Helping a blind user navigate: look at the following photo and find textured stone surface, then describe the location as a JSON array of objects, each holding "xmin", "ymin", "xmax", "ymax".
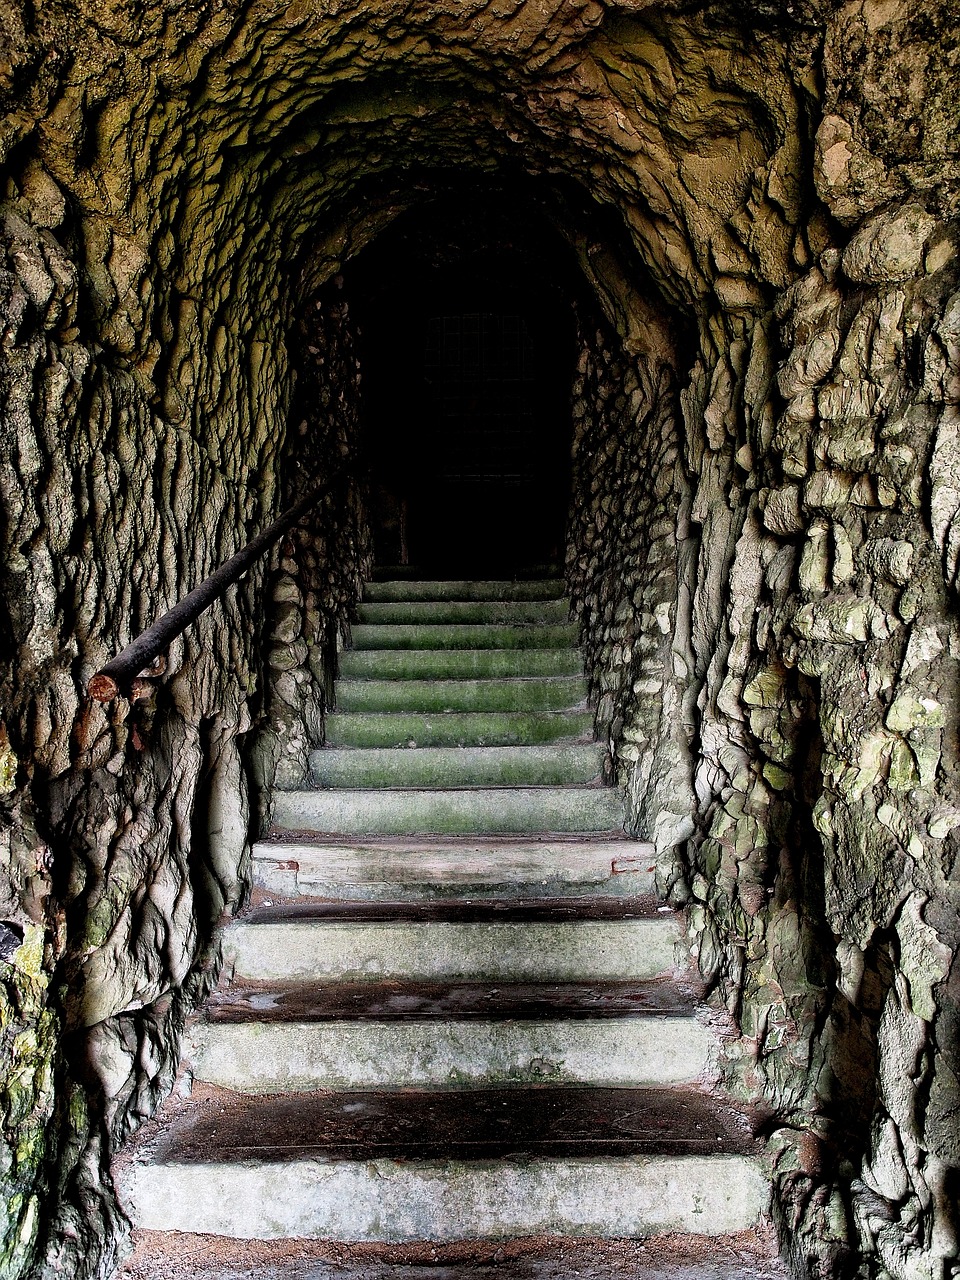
[
  {"xmin": 185, "ymin": 1015, "xmax": 712, "ymax": 1091},
  {"xmin": 123, "ymin": 1153, "xmax": 769, "ymax": 1242},
  {"xmin": 251, "ymin": 835, "xmax": 656, "ymax": 900},
  {"xmin": 222, "ymin": 916, "xmax": 680, "ymax": 984},
  {"xmin": 0, "ymin": 0, "xmax": 958, "ymax": 1277}
]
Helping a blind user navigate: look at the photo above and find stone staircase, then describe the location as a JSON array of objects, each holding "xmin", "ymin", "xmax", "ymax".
[{"xmin": 116, "ymin": 577, "xmax": 776, "ymax": 1275}]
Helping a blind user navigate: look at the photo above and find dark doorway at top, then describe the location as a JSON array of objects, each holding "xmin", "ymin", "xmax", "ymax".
[{"xmin": 348, "ymin": 192, "xmax": 576, "ymax": 576}]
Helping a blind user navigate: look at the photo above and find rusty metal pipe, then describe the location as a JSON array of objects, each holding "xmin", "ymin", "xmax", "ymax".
[{"xmin": 88, "ymin": 480, "xmax": 334, "ymax": 702}]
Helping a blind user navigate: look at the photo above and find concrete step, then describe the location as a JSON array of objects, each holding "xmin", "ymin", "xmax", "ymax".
[
  {"xmin": 253, "ymin": 835, "xmax": 656, "ymax": 900},
  {"xmin": 186, "ymin": 1015, "xmax": 712, "ymax": 1092},
  {"xmin": 357, "ymin": 600, "xmax": 570, "ymax": 626},
  {"xmin": 351, "ymin": 623, "xmax": 578, "ymax": 650},
  {"xmin": 365, "ymin": 579, "xmax": 566, "ymax": 602},
  {"xmin": 325, "ymin": 709, "xmax": 594, "ymax": 748},
  {"xmin": 124, "ymin": 1154, "xmax": 768, "ymax": 1244},
  {"xmin": 272, "ymin": 785, "xmax": 624, "ymax": 836},
  {"xmin": 120, "ymin": 1087, "xmax": 768, "ymax": 1241},
  {"xmin": 339, "ymin": 646, "xmax": 583, "ymax": 680},
  {"xmin": 334, "ymin": 675, "xmax": 587, "ymax": 713},
  {"xmin": 309, "ymin": 744, "xmax": 604, "ymax": 790},
  {"xmin": 223, "ymin": 906, "xmax": 679, "ymax": 983}
]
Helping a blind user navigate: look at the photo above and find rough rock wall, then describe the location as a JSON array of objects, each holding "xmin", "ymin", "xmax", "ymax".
[
  {"xmin": 657, "ymin": 4, "xmax": 960, "ymax": 1274},
  {"xmin": 255, "ymin": 275, "xmax": 372, "ymax": 798},
  {"xmin": 559, "ymin": 10, "xmax": 960, "ymax": 1276},
  {"xmin": 0, "ymin": 174, "xmax": 285, "ymax": 1279},
  {"xmin": 673, "ymin": 217, "xmax": 960, "ymax": 1280},
  {"xmin": 565, "ymin": 272, "xmax": 696, "ymax": 854},
  {"xmin": 0, "ymin": 30, "xmax": 369, "ymax": 1275},
  {"xmin": 0, "ymin": 1, "xmax": 958, "ymax": 1278},
  {"xmin": 769, "ymin": 213, "xmax": 959, "ymax": 1280}
]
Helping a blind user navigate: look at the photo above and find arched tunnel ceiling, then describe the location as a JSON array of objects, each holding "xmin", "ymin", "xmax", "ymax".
[{"xmin": 13, "ymin": 0, "xmax": 815, "ymax": 365}]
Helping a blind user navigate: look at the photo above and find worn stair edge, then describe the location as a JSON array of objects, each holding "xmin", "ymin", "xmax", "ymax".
[
  {"xmin": 339, "ymin": 648, "xmax": 583, "ymax": 679},
  {"xmin": 325, "ymin": 710, "xmax": 595, "ymax": 748},
  {"xmin": 242, "ymin": 899, "xmax": 666, "ymax": 923},
  {"xmin": 121, "ymin": 1154, "xmax": 769, "ymax": 1241},
  {"xmin": 334, "ymin": 676, "xmax": 587, "ymax": 714},
  {"xmin": 365, "ymin": 579, "xmax": 567, "ymax": 601},
  {"xmin": 223, "ymin": 917, "xmax": 680, "ymax": 983},
  {"xmin": 205, "ymin": 977, "xmax": 701, "ymax": 1022},
  {"xmin": 272, "ymin": 786, "xmax": 624, "ymax": 837},
  {"xmin": 308, "ymin": 744, "xmax": 604, "ymax": 790},
  {"xmin": 351, "ymin": 623, "xmax": 579, "ymax": 651},
  {"xmin": 186, "ymin": 1016, "xmax": 713, "ymax": 1093},
  {"xmin": 251, "ymin": 836, "xmax": 656, "ymax": 901}
]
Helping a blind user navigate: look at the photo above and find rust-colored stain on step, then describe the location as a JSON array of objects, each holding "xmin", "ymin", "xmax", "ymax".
[
  {"xmin": 205, "ymin": 978, "xmax": 703, "ymax": 1023},
  {"xmin": 147, "ymin": 1085, "xmax": 762, "ymax": 1163}
]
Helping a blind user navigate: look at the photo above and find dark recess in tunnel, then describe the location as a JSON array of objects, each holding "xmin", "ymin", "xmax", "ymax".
[{"xmin": 345, "ymin": 189, "xmax": 580, "ymax": 576}]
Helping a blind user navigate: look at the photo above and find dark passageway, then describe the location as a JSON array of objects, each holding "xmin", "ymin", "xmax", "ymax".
[{"xmin": 346, "ymin": 194, "xmax": 577, "ymax": 574}]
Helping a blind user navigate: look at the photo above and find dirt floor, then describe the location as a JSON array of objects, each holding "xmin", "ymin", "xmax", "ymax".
[{"xmin": 118, "ymin": 1227, "xmax": 789, "ymax": 1280}]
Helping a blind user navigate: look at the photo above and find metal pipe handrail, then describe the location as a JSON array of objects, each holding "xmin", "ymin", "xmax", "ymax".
[{"xmin": 88, "ymin": 479, "xmax": 334, "ymax": 702}]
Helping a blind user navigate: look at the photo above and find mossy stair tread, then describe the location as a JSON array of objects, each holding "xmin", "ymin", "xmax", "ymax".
[
  {"xmin": 334, "ymin": 676, "xmax": 587, "ymax": 713},
  {"xmin": 325, "ymin": 710, "xmax": 595, "ymax": 747},
  {"xmin": 351, "ymin": 623, "xmax": 579, "ymax": 650},
  {"xmin": 308, "ymin": 743, "xmax": 604, "ymax": 789},
  {"xmin": 338, "ymin": 648, "xmax": 583, "ymax": 679},
  {"xmin": 358, "ymin": 600, "xmax": 571, "ymax": 625},
  {"xmin": 272, "ymin": 785, "xmax": 625, "ymax": 836}
]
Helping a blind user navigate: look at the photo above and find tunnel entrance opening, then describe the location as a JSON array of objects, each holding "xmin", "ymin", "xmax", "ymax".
[{"xmin": 346, "ymin": 193, "xmax": 577, "ymax": 576}]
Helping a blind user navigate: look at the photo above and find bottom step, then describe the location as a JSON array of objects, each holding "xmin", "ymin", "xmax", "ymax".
[
  {"xmin": 124, "ymin": 1154, "xmax": 767, "ymax": 1241},
  {"xmin": 118, "ymin": 1087, "xmax": 768, "ymax": 1243}
]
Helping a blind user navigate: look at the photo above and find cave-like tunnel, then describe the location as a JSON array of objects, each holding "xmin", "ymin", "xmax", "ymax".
[{"xmin": 0, "ymin": 1, "xmax": 958, "ymax": 1279}]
